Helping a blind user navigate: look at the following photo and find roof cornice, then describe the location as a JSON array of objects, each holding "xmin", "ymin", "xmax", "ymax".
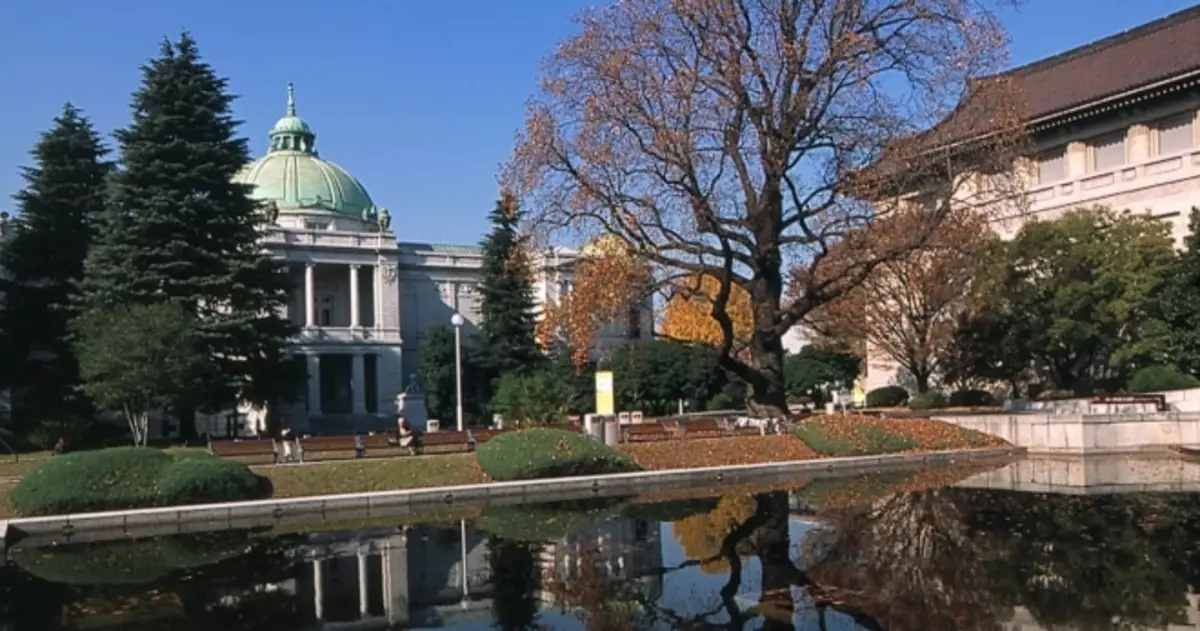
[{"xmin": 1029, "ymin": 70, "xmax": 1200, "ymax": 132}]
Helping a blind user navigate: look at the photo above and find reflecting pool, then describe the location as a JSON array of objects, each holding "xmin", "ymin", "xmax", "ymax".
[{"xmin": 4, "ymin": 460, "xmax": 1200, "ymax": 630}]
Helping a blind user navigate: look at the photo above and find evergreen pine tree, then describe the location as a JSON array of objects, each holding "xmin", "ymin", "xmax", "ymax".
[
  {"xmin": 1158, "ymin": 207, "xmax": 1200, "ymax": 375},
  {"xmin": 0, "ymin": 104, "xmax": 111, "ymax": 422},
  {"xmin": 79, "ymin": 33, "xmax": 296, "ymax": 435},
  {"xmin": 477, "ymin": 192, "xmax": 542, "ymax": 379}
]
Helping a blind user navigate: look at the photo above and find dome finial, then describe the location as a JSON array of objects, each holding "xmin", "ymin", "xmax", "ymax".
[{"xmin": 286, "ymin": 82, "xmax": 296, "ymax": 117}]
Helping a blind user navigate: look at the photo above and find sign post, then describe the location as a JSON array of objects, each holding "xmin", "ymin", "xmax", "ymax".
[{"xmin": 595, "ymin": 370, "xmax": 615, "ymax": 416}]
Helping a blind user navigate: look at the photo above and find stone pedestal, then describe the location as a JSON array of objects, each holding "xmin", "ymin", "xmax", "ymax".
[{"xmin": 395, "ymin": 392, "xmax": 429, "ymax": 430}]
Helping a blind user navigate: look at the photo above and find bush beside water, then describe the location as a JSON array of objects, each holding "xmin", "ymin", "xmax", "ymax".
[
  {"xmin": 474, "ymin": 428, "xmax": 641, "ymax": 481},
  {"xmin": 948, "ymin": 389, "xmax": 997, "ymax": 407},
  {"xmin": 908, "ymin": 391, "xmax": 947, "ymax": 411},
  {"xmin": 10, "ymin": 447, "xmax": 271, "ymax": 516},
  {"xmin": 865, "ymin": 386, "xmax": 909, "ymax": 408},
  {"xmin": 1129, "ymin": 365, "xmax": 1200, "ymax": 393}
]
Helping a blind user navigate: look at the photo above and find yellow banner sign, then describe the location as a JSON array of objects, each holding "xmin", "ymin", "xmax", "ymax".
[{"xmin": 595, "ymin": 370, "xmax": 615, "ymax": 416}]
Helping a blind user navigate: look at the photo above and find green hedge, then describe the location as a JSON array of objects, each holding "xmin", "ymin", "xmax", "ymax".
[
  {"xmin": 791, "ymin": 420, "xmax": 918, "ymax": 457},
  {"xmin": 10, "ymin": 447, "xmax": 271, "ymax": 516},
  {"xmin": 865, "ymin": 386, "xmax": 909, "ymax": 408},
  {"xmin": 948, "ymin": 389, "xmax": 997, "ymax": 407},
  {"xmin": 908, "ymin": 391, "xmax": 947, "ymax": 411},
  {"xmin": 1129, "ymin": 365, "xmax": 1200, "ymax": 393},
  {"xmin": 474, "ymin": 428, "xmax": 641, "ymax": 481}
]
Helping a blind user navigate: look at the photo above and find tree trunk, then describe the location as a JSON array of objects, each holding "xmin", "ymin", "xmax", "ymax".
[
  {"xmin": 755, "ymin": 491, "xmax": 797, "ymax": 631},
  {"xmin": 740, "ymin": 331, "xmax": 790, "ymax": 418}
]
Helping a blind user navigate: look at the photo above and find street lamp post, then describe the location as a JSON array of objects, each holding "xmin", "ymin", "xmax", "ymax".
[{"xmin": 451, "ymin": 313, "xmax": 465, "ymax": 432}]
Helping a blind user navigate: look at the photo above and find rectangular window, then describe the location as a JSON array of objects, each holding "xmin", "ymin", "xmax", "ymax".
[
  {"xmin": 1090, "ymin": 131, "xmax": 1126, "ymax": 172},
  {"xmin": 1156, "ymin": 112, "xmax": 1195, "ymax": 155},
  {"xmin": 305, "ymin": 221, "xmax": 329, "ymax": 231},
  {"xmin": 1037, "ymin": 148, "xmax": 1066, "ymax": 184}
]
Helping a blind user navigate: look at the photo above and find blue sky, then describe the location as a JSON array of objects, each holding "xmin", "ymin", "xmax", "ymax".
[{"xmin": 1, "ymin": 0, "xmax": 1197, "ymax": 246}]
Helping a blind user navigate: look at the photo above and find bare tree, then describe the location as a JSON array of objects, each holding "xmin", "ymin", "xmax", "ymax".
[{"xmin": 507, "ymin": 0, "xmax": 1026, "ymax": 415}]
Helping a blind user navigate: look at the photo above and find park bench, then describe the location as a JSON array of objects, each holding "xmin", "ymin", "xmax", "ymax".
[
  {"xmin": 675, "ymin": 418, "xmax": 736, "ymax": 439},
  {"xmin": 621, "ymin": 423, "xmax": 673, "ymax": 443},
  {"xmin": 296, "ymin": 435, "xmax": 362, "ymax": 462},
  {"xmin": 469, "ymin": 428, "xmax": 506, "ymax": 445},
  {"xmin": 207, "ymin": 437, "xmax": 280, "ymax": 463},
  {"xmin": 420, "ymin": 430, "xmax": 477, "ymax": 453}
]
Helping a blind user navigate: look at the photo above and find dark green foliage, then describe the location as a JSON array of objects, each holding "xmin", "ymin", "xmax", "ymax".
[
  {"xmin": 549, "ymin": 344, "xmax": 596, "ymax": 413},
  {"xmin": 474, "ymin": 428, "xmax": 641, "ymax": 481},
  {"xmin": 492, "ymin": 370, "xmax": 571, "ymax": 426},
  {"xmin": 10, "ymin": 531, "xmax": 256, "ymax": 585},
  {"xmin": 947, "ymin": 389, "xmax": 997, "ymax": 407},
  {"xmin": 476, "ymin": 499, "xmax": 626, "ymax": 542},
  {"xmin": 791, "ymin": 422, "xmax": 918, "ymax": 456},
  {"xmin": 865, "ymin": 386, "xmax": 909, "ymax": 408},
  {"xmin": 488, "ymin": 536, "xmax": 543, "ymax": 630},
  {"xmin": 1158, "ymin": 208, "xmax": 1200, "ymax": 375},
  {"xmin": 611, "ymin": 340, "xmax": 722, "ymax": 415},
  {"xmin": 1128, "ymin": 365, "xmax": 1200, "ymax": 393},
  {"xmin": 621, "ymin": 498, "xmax": 720, "ymax": 522},
  {"xmin": 943, "ymin": 307, "xmax": 1033, "ymax": 397},
  {"xmin": 908, "ymin": 391, "xmax": 947, "ymax": 411},
  {"xmin": 784, "ymin": 345, "xmax": 861, "ymax": 404},
  {"xmin": 966, "ymin": 208, "xmax": 1174, "ymax": 394},
  {"xmin": 418, "ymin": 326, "xmax": 460, "ymax": 423},
  {"xmin": 72, "ymin": 301, "xmax": 214, "ymax": 445},
  {"xmin": 0, "ymin": 104, "xmax": 111, "ymax": 422},
  {"xmin": 10, "ymin": 447, "xmax": 269, "ymax": 516},
  {"xmin": 477, "ymin": 195, "xmax": 543, "ymax": 381},
  {"xmin": 78, "ymin": 33, "xmax": 296, "ymax": 433}
]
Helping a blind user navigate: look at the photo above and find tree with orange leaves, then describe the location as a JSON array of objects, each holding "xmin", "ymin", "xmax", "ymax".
[
  {"xmin": 803, "ymin": 208, "xmax": 992, "ymax": 392},
  {"xmin": 660, "ymin": 274, "xmax": 754, "ymax": 347},
  {"xmin": 507, "ymin": 0, "xmax": 1027, "ymax": 416}
]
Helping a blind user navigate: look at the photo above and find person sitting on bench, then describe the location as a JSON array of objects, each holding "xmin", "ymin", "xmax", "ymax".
[{"xmin": 396, "ymin": 416, "xmax": 420, "ymax": 455}]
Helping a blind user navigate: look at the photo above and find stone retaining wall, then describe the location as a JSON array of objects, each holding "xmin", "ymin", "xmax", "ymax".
[
  {"xmin": 933, "ymin": 412, "xmax": 1200, "ymax": 453},
  {"xmin": 0, "ymin": 446, "xmax": 1022, "ymax": 547}
]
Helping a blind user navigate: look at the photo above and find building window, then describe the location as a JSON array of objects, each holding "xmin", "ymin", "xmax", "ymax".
[
  {"xmin": 1037, "ymin": 148, "xmax": 1066, "ymax": 184},
  {"xmin": 305, "ymin": 221, "xmax": 329, "ymax": 231},
  {"xmin": 1155, "ymin": 112, "xmax": 1195, "ymax": 155},
  {"xmin": 1089, "ymin": 131, "xmax": 1126, "ymax": 172}
]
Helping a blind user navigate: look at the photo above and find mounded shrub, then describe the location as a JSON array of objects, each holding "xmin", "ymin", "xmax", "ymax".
[
  {"xmin": 474, "ymin": 428, "xmax": 642, "ymax": 481},
  {"xmin": 1129, "ymin": 365, "xmax": 1200, "ymax": 393},
  {"xmin": 865, "ymin": 386, "xmax": 909, "ymax": 408},
  {"xmin": 948, "ymin": 389, "xmax": 997, "ymax": 408},
  {"xmin": 792, "ymin": 419, "xmax": 917, "ymax": 456},
  {"xmin": 908, "ymin": 391, "xmax": 947, "ymax": 411},
  {"xmin": 10, "ymin": 447, "xmax": 271, "ymax": 516}
]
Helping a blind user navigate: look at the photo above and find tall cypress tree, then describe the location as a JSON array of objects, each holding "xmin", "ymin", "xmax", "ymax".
[
  {"xmin": 79, "ymin": 33, "xmax": 296, "ymax": 436},
  {"xmin": 477, "ymin": 192, "xmax": 542, "ymax": 379},
  {"xmin": 0, "ymin": 104, "xmax": 111, "ymax": 422}
]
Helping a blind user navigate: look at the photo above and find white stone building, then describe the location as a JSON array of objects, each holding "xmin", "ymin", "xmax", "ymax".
[
  {"xmin": 863, "ymin": 6, "xmax": 1200, "ymax": 392},
  {"xmin": 223, "ymin": 85, "xmax": 651, "ymax": 434}
]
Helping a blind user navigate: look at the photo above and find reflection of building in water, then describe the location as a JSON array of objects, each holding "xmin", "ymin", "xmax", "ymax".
[
  {"xmin": 243, "ymin": 515, "xmax": 662, "ymax": 629},
  {"xmin": 538, "ymin": 517, "xmax": 664, "ymax": 607}
]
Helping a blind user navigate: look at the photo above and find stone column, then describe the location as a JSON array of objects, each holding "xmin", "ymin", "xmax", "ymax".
[
  {"xmin": 313, "ymin": 558, "xmax": 325, "ymax": 621},
  {"xmin": 307, "ymin": 354, "xmax": 321, "ymax": 415},
  {"xmin": 358, "ymin": 549, "xmax": 370, "ymax": 617},
  {"xmin": 352, "ymin": 352, "xmax": 366, "ymax": 415},
  {"xmin": 350, "ymin": 264, "xmax": 361, "ymax": 328},
  {"xmin": 305, "ymin": 262, "xmax": 316, "ymax": 328}
]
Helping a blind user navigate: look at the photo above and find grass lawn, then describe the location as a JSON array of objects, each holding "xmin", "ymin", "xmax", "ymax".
[
  {"xmin": 259, "ymin": 453, "xmax": 488, "ymax": 498},
  {"xmin": 792, "ymin": 415, "xmax": 1005, "ymax": 457}
]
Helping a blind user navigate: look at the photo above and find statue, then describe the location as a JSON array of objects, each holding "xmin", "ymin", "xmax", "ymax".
[
  {"xmin": 405, "ymin": 373, "xmax": 422, "ymax": 396},
  {"xmin": 378, "ymin": 208, "xmax": 391, "ymax": 233},
  {"xmin": 395, "ymin": 374, "xmax": 429, "ymax": 427},
  {"xmin": 263, "ymin": 201, "xmax": 279, "ymax": 225}
]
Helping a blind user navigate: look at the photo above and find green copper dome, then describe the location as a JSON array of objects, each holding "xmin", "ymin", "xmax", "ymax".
[{"xmin": 235, "ymin": 84, "xmax": 375, "ymax": 218}]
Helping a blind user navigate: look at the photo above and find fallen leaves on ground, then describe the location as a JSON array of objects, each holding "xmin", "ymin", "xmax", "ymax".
[
  {"xmin": 793, "ymin": 415, "xmax": 1005, "ymax": 457},
  {"xmin": 800, "ymin": 462, "xmax": 1010, "ymax": 511},
  {"xmin": 618, "ymin": 435, "xmax": 820, "ymax": 470}
]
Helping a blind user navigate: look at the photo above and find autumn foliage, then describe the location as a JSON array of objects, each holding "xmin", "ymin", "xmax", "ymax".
[
  {"xmin": 660, "ymin": 274, "xmax": 753, "ymax": 347},
  {"xmin": 507, "ymin": 0, "xmax": 1027, "ymax": 415},
  {"xmin": 671, "ymin": 494, "xmax": 758, "ymax": 574},
  {"xmin": 802, "ymin": 208, "xmax": 992, "ymax": 392}
]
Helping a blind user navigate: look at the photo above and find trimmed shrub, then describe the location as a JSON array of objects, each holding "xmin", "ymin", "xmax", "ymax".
[
  {"xmin": 1129, "ymin": 365, "xmax": 1200, "ymax": 393},
  {"xmin": 792, "ymin": 420, "xmax": 917, "ymax": 456},
  {"xmin": 865, "ymin": 386, "xmax": 909, "ymax": 408},
  {"xmin": 948, "ymin": 389, "xmax": 997, "ymax": 407},
  {"xmin": 908, "ymin": 391, "xmax": 947, "ymax": 411},
  {"xmin": 475, "ymin": 428, "xmax": 641, "ymax": 481},
  {"xmin": 10, "ymin": 447, "xmax": 271, "ymax": 516}
]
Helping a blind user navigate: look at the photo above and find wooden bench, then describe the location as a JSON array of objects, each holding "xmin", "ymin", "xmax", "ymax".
[
  {"xmin": 208, "ymin": 438, "xmax": 280, "ymax": 463},
  {"xmin": 420, "ymin": 430, "xmax": 477, "ymax": 453},
  {"xmin": 469, "ymin": 429, "xmax": 506, "ymax": 445},
  {"xmin": 675, "ymin": 418, "xmax": 735, "ymax": 439},
  {"xmin": 621, "ymin": 423, "xmax": 673, "ymax": 443},
  {"xmin": 296, "ymin": 435, "xmax": 361, "ymax": 462}
]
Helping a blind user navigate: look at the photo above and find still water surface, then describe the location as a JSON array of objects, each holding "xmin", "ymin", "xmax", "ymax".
[{"xmin": 3, "ymin": 463, "xmax": 1200, "ymax": 630}]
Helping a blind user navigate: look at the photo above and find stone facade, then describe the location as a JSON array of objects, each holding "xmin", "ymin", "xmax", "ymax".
[{"xmin": 863, "ymin": 8, "xmax": 1200, "ymax": 393}]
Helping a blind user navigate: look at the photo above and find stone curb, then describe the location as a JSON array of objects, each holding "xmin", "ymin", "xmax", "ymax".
[{"xmin": 0, "ymin": 446, "xmax": 1023, "ymax": 545}]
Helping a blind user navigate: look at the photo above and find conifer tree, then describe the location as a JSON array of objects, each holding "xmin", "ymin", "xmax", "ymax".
[
  {"xmin": 79, "ymin": 33, "xmax": 296, "ymax": 435},
  {"xmin": 0, "ymin": 104, "xmax": 110, "ymax": 422},
  {"xmin": 477, "ymin": 192, "xmax": 542, "ymax": 379},
  {"xmin": 1158, "ymin": 207, "xmax": 1200, "ymax": 375}
]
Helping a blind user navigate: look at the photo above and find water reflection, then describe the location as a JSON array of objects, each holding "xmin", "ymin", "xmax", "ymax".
[{"xmin": 4, "ymin": 464, "xmax": 1200, "ymax": 630}]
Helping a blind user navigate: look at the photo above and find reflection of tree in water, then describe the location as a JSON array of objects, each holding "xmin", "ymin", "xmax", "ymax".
[
  {"xmin": 489, "ymin": 535, "xmax": 543, "ymax": 631},
  {"xmin": 544, "ymin": 546, "xmax": 644, "ymax": 631},
  {"xmin": 956, "ymin": 489, "xmax": 1200, "ymax": 631},
  {"xmin": 672, "ymin": 494, "xmax": 758, "ymax": 574}
]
